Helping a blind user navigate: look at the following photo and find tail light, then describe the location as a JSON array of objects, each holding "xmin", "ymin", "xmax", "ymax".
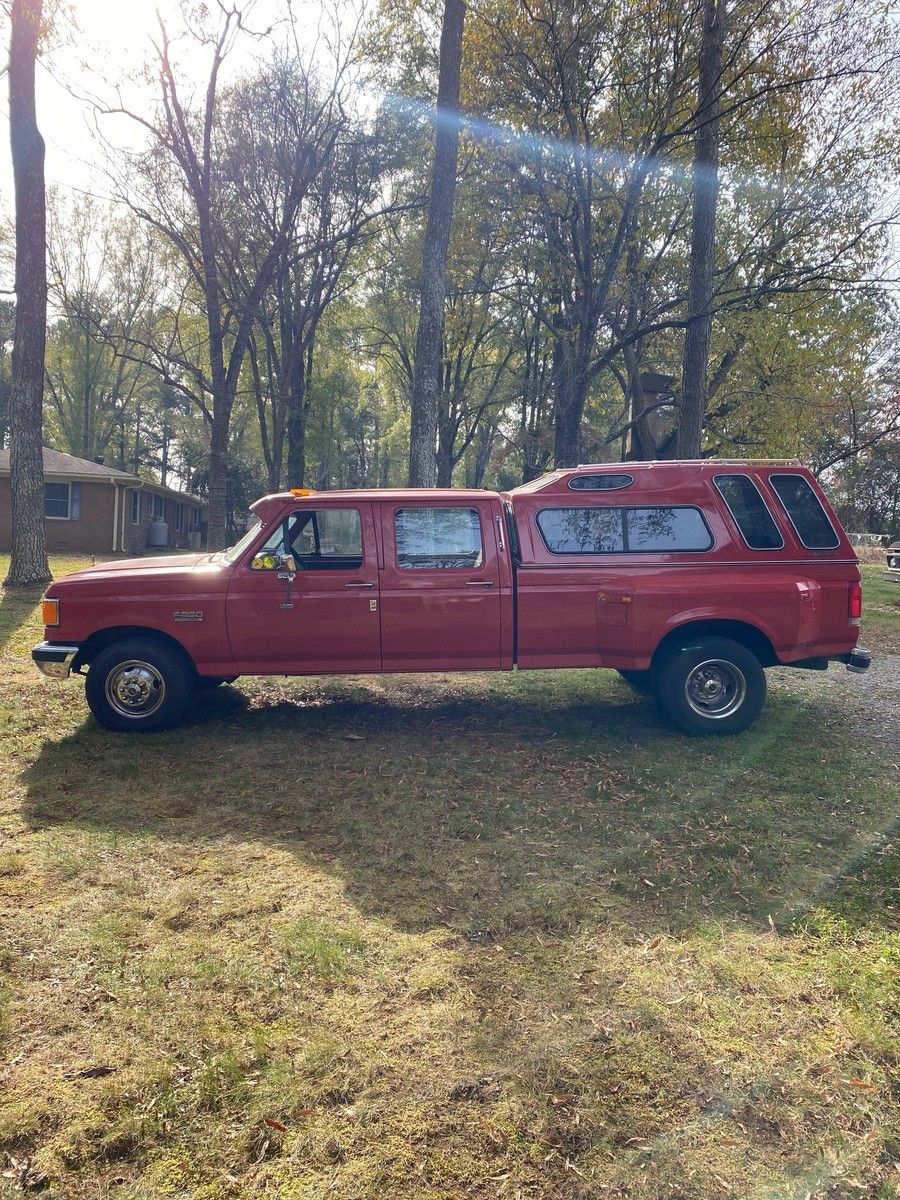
[
  {"xmin": 42, "ymin": 597, "xmax": 60, "ymax": 627},
  {"xmin": 848, "ymin": 581, "xmax": 862, "ymax": 624}
]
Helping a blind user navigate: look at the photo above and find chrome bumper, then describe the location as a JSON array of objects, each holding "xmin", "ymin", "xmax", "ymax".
[{"xmin": 32, "ymin": 642, "xmax": 80, "ymax": 680}]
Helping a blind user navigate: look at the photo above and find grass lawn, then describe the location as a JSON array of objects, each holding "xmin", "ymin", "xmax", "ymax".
[
  {"xmin": 859, "ymin": 563, "xmax": 900, "ymax": 653},
  {"xmin": 0, "ymin": 554, "xmax": 898, "ymax": 1200}
]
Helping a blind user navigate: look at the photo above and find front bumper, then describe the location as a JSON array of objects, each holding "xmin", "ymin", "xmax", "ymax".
[{"xmin": 33, "ymin": 642, "xmax": 81, "ymax": 680}]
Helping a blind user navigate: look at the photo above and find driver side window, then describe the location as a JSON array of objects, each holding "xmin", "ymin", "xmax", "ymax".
[{"xmin": 257, "ymin": 508, "xmax": 364, "ymax": 571}]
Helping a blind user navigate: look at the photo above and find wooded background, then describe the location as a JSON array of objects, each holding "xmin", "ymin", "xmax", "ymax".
[{"xmin": 3, "ymin": 0, "xmax": 900, "ymax": 551}]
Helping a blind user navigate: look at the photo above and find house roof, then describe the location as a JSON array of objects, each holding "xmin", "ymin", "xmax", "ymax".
[
  {"xmin": 139, "ymin": 480, "xmax": 207, "ymax": 506},
  {"xmin": 0, "ymin": 447, "xmax": 205, "ymax": 505},
  {"xmin": 0, "ymin": 446, "xmax": 139, "ymax": 483}
]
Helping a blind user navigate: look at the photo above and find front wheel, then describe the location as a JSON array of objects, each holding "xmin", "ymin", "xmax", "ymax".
[
  {"xmin": 85, "ymin": 638, "xmax": 193, "ymax": 732},
  {"xmin": 655, "ymin": 636, "xmax": 766, "ymax": 736}
]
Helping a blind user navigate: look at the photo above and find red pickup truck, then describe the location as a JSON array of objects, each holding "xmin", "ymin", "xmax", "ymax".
[{"xmin": 33, "ymin": 460, "xmax": 870, "ymax": 735}]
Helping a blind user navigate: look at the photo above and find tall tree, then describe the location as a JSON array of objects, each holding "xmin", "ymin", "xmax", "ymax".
[
  {"xmin": 407, "ymin": 0, "xmax": 465, "ymax": 487},
  {"xmin": 677, "ymin": 0, "xmax": 725, "ymax": 458},
  {"xmin": 5, "ymin": 0, "xmax": 49, "ymax": 586}
]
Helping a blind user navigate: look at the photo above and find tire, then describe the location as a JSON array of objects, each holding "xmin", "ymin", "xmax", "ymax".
[
  {"xmin": 655, "ymin": 636, "xmax": 766, "ymax": 736},
  {"xmin": 616, "ymin": 668, "xmax": 654, "ymax": 693},
  {"xmin": 85, "ymin": 637, "xmax": 193, "ymax": 732}
]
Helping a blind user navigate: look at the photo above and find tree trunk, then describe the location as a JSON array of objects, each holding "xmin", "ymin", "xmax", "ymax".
[
  {"xmin": 552, "ymin": 338, "xmax": 588, "ymax": 467},
  {"xmin": 5, "ymin": 0, "xmax": 50, "ymax": 587},
  {"xmin": 207, "ymin": 413, "xmax": 229, "ymax": 551},
  {"xmin": 286, "ymin": 345, "xmax": 311, "ymax": 488},
  {"xmin": 435, "ymin": 436, "xmax": 454, "ymax": 487},
  {"xmin": 677, "ymin": 0, "xmax": 726, "ymax": 459},
  {"xmin": 408, "ymin": 0, "xmax": 465, "ymax": 487}
]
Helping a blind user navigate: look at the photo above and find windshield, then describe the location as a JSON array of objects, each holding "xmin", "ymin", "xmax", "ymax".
[{"xmin": 222, "ymin": 519, "xmax": 262, "ymax": 564}]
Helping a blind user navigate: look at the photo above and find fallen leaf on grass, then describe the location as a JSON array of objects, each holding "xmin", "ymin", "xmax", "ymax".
[
  {"xmin": 63, "ymin": 1064, "xmax": 117, "ymax": 1080},
  {"xmin": 263, "ymin": 1117, "xmax": 288, "ymax": 1132},
  {"xmin": 2, "ymin": 1155, "xmax": 48, "ymax": 1191},
  {"xmin": 846, "ymin": 1080, "xmax": 879, "ymax": 1093}
]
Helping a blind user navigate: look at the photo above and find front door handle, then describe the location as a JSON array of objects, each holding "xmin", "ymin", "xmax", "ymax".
[
  {"xmin": 345, "ymin": 581, "xmax": 375, "ymax": 590},
  {"xmin": 466, "ymin": 580, "xmax": 495, "ymax": 588}
]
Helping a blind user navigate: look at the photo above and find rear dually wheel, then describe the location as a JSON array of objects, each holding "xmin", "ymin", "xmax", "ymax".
[{"xmin": 654, "ymin": 636, "xmax": 766, "ymax": 736}]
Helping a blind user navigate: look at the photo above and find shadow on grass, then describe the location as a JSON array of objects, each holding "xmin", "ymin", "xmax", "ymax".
[{"xmin": 18, "ymin": 673, "xmax": 897, "ymax": 941}]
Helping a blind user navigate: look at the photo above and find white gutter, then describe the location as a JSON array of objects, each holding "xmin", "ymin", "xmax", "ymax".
[{"xmin": 111, "ymin": 478, "xmax": 119, "ymax": 553}]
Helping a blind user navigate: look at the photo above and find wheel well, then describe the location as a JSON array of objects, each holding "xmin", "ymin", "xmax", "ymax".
[
  {"xmin": 73, "ymin": 626, "xmax": 195, "ymax": 672},
  {"xmin": 651, "ymin": 619, "xmax": 777, "ymax": 669}
]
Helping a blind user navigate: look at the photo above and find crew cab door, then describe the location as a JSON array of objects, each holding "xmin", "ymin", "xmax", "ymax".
[
  {"xmin": 379, "ymin": 500, "xmax": 504, "ymax": 670},
  {"xmin": 225, "ymin": 502, "xmax": 380, "ymax": 673}
]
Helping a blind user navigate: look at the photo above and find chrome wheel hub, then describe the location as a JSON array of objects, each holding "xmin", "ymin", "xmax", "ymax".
[
  {"xmin": 684, "ymin": 659, "xmax": 746, "ymax": 719},
  {"xmin": 105, "ymin": 660, "xmax": 166, "ymax": 719}
]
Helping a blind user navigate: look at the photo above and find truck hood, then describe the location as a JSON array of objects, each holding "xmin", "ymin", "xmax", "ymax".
[{"xmin": 53, "ymin": 553, "xmax": 226, "ymax": 588}]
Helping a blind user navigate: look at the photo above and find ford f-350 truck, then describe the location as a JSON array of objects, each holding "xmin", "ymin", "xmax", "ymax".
[{"xmin": 33, "ymin": 460, "xmax": 870, "ymax": 735}]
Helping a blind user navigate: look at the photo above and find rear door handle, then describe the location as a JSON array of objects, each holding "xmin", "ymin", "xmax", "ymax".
[
  {"xmin": 345, "ymin": 581, "xmax": 375, "ymax": 589},
  {"xmin": 466, "ymin": 580, "xmax": 495, "ymax": 588}
]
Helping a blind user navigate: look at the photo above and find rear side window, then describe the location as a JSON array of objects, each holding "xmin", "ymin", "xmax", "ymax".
[
  {"xmin": 537, "ymin": 506, "xmax": 712, "ymax": 554},
  {"xmin": 713, "ymin": 474, "xmax": 784, "ymax": 550},
  {"xmin": 769, "ymin": 474, "xmax": 840, "ymax": 549},
  {"xmin": 395, "ymin": 507, "xmax": 483, "ymax": 568}
]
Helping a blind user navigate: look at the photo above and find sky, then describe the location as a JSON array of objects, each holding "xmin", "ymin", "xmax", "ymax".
[
  {"xmin": 2, "ymin": 0, "xmax": 163, "ymax": 207},
  {"xmin": 0, "ymin": 0, "xmax": 332, "ymax": 218}
]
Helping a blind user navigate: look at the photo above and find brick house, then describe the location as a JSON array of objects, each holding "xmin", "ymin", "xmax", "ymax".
[{"xmin": 0, "ymin": 447, "xmax": 206, "ymax": 554}]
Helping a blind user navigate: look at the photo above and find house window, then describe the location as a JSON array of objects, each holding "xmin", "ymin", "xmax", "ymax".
[
  {"xmin": 152, "ymin": 493, "xmax": 164, "ymax": 519},
  {"xmin": 175, "ymin": 502, "xmax": 186, "ymax": 533},
  {"xmin": 129, "ymin": 490, "xmax": 141, "ymax": 525},
  {"xmin": 44, "ymin": 481, "xmax": 82, "ymax": 521}
]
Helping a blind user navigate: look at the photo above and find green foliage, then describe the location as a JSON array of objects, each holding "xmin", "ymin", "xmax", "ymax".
[{"xmin": 35, "ymin": 0, "xmax": 900, "ymax": 503}]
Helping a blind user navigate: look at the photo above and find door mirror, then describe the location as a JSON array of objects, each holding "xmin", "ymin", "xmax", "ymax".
[{"xmin": 278, "ymin": 554, "xmax": 297, "ymax": 575}]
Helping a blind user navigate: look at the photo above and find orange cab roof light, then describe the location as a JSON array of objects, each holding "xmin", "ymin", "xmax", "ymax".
[{"xmin": 290, "ymin": 488, "xmax": 315, "ymax": 496}]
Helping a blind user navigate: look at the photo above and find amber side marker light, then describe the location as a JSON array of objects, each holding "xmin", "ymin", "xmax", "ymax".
[{"xmin": 42, "ymin": 598, "xmax": 60, "ymax": 627}]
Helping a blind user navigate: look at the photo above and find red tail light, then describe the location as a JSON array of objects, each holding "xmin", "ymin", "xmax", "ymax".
[{"xmin": 849, "ymin": 581, "xmax": 862, "ymax": 623}]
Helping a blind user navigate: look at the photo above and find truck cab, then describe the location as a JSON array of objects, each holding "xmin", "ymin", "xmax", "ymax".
[{"xmin": 33, "ymin": 460, "xmax": 869, "ymax": 736}]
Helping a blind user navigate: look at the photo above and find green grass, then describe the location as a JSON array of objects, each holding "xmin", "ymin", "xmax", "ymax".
[
  {"xmin": 0, "ymin": 554, "xmax": 898, "ymax": 1199},
  {"xmin": 861, "ymin": 562, "xmax": 900, "ymax": 652}
]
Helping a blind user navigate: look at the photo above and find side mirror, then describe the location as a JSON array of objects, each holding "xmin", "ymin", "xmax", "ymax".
[{"xmin": 278, "ymin": 554, "xmax": 297, "ymax": 576}]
